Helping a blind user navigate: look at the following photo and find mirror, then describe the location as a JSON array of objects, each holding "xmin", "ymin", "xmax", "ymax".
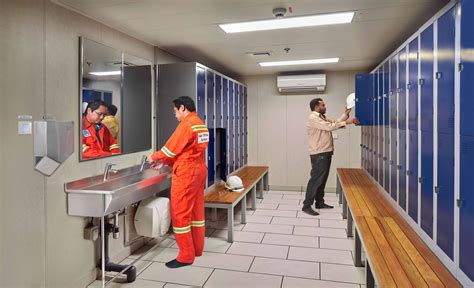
[{"xmin": 79, "ymin": 37, "xmax": 152, "ymax": 161}]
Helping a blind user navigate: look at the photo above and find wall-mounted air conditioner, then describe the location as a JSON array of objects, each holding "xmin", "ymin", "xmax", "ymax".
[{"xmin": 277, "ymin": 74, "xmax": 326, "ymax": 93}]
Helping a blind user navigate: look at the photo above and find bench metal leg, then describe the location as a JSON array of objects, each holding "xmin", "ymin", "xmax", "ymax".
[
  {"xmin": 337, "ymin": 176, "xmax": 342, "ymax": 205},
  {"xmin": 263, "ymin": 173, "xmax": 269, "ymax": 191},
  {"xmin": 250, "ymin": 187, "xmax": 257, "ymax": 210},
  {"xmin": 347, "ymin": 208, "xmax": 353, "ymax": 238},
  {"xmin": 212, "ymin": 208, "xmax": 218, "ymax": 222},
  {"xmin": 366, "ymin": 261, "xmax": 375, "ymax": 288},
  {"xmin": 227, "ymin": 207, "xmax": 234, "ymax": 243},
  {"xmin": 257, "ymin": 180, "xmax": 264, "ymax": 199},
  {"xmin": 241, "ymin": 195, "xmax": 247, "ymax": 224},
  {"xmin": 342, "ymin": 193, "xmax": 348, "ymax": 220},
  {"xmin": 355, "ymin": 229, "xmax": 363, "ymax": 267}
]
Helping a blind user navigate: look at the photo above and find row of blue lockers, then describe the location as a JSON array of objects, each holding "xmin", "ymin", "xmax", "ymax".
[
  {"xmin": 157, "ymin": 62, "xmax": 248, "ymax": 188},
  {"xmin": 195, "ymin": 66, "xmax": 248, "ymax": 187},
  {"xmin": 354, "ymin": 0, "xmax": 474, "ymax": 282}
]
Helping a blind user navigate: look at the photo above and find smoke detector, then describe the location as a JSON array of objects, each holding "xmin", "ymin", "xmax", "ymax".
[{"xmin": 272, "ymin": 7, "xmax": 287, "ymax": 18}]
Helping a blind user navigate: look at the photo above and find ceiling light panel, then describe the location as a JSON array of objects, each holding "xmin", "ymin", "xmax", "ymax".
[
  {"xmin": 89, "ymin": 71, "xmax": 121, "ymax": 76},
  {"xmin": 219, "ymin": 12, "xmax": 354, "ymax": 33},
  {"xmin": 259, "ymin": 58, "xmax": 340, "ymax": 67}
]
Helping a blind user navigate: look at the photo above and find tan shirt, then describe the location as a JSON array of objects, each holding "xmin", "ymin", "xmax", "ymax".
[{"xmin": 307, "ymin": 111, "xmax": 348, "ymax": 155}]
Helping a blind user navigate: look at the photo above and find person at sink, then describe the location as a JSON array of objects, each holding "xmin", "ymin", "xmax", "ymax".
[
  {"xmin": 82, "ymin": 100, "xmax": 120, "ymax": 159},
  {"xmin": 148, "ymin": 96, "xmax": 209, "ymax": 269}
]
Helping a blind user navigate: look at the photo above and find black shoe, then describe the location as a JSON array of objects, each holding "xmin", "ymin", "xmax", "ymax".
[
  {"xmin": 165, "ymin": 259, "xmax": 192, "ymax": 269},
  {"xmin": 315, "ymin": 203, "xmax": 334, "ymax": 209},
  {"xmin": 302, "ymin": 207, "xmax": 320, "ymax": 216}
]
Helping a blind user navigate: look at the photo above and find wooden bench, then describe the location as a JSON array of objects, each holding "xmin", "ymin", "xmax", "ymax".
[
  {"xmin": 336, "ymin": 168, "xmax": 460, "ymax": 288},
  {"xmin": 204, "ymin": 166, "xmax": 269, "ymax": 242}
]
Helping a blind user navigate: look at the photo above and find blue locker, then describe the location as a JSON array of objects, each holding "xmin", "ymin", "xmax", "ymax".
[
  {"xmin": 206, "ymin": 71, "xmax": 215, "ymax": 186},
  {"xmin": 408, "ymin": 130, "xmax": 418, "ymax": 222},
  {"xmin": 384, "ymin": 63, "xmax": 390, "ymax": 193},
  {"xmin": 239, "ymin": 86, "xmax": 244, "ymax": 166},
  {"xmin": 372, "ymin": 72, "xmax": 378, "ymax": 179},
  {"xmin": 390, "ymin": 56, "xmax": 398, "ymax": 201},
  {"xmin": 228, "ymin": 82, "xmax": 235, "ymax": 172},
  {"xmin": 223, "ymin": 79, "xmax": 228, "ymax": 129},
  {"xmin": 461, "ymin": 0, "xmax": 474, "ymax": 137},
  {"xmin": 235, "ymin": 84, "xmax": 240, "ymax": 168},
  {"xmin": 420, "ymin": 25, "xmax": 434, "ymax": 133},
  {"xmin": 103, "ymin": 92, "xmax": 112, "ymax": 105},
  {"xmin": 437, "ymin": 133, "xmax": 454, "ymax": 259},
  {"xmin": 244, "ymin": 87, "xmax": 248, "ymax": 164},
  {"xmin": 408, "ymin": 38, "xmax": 419, "ymax": 222},
  {"xmin": 196, "ymin": 68, "xmax": 206, "ymax": 121},
  {"xmin": 408, "ymin": 38, "xmax": 419, "ymax": 132},
  {"xmin": 82, "ymin": 89, "xmax": 102, "ymax": 103},
  {"xmin": 378, "ymin": 68, "xmax": 384, "ymax": 186},
  {"xmin": 398, "ymin": 49, "xmax": 407, "ymax": 210},
  {"xmin": 355, "ymin": 74, "xmax": 374, "ymax": 125},
  {"xmin": 215, "ymin": 75, "xmax": 222, "ymax": 128},
  {"xmin": 420, "ymin": 131, "xmax": 434, "ymax": 238},
  {"xmin": 437, "ymin": 8, "xmax": 456, "ymax": 135},
  {"xmin": 460, "ymin": 135, "xmax": 474, "ymax": 280}
]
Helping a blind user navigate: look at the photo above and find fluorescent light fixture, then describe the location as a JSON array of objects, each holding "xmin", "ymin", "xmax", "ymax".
[
  {"xmin": 259, "ymin": 58, "xmax": 339, "ymax": 67},
  {"xmin": 219, "ymin": 11, "xmax": 354, "ymax": 33},
  {"xmin": 89, "ymin": 71, "xmax": 121, "ymax": 76}
]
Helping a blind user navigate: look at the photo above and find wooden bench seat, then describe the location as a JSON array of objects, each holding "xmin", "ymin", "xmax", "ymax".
[
  {"xmin": 204, "ymin": 166, "xmax": 269, "ymax": 242},
  {"xmin": 336, "ymin": 168, "xmax": 460, "ymax": 288}
]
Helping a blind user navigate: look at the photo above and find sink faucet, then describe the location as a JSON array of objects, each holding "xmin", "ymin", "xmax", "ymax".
[
  {"xmin": 103, "ymin": 163, "xmax": 118, "ymax": 181},
  {"xmin": 140, "ymin": 155, "xmax": 148, "ymax": 172}
]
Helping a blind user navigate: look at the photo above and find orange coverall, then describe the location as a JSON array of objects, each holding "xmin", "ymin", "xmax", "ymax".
[
  {"xmin": 151, "ymin": 112, "xmax": 209, "ymax": 263},
  {"xmin": 82, "ymin": 117, "xmax": 120, "ymax": 159}
]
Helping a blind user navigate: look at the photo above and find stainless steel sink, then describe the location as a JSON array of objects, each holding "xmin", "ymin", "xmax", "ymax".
[{"xmin": 64, "ymin": 165, "xmax": 171, "ymax": 217}]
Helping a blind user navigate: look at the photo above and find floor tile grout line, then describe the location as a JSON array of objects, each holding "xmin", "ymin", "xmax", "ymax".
[
  {"xmin": 201, "ymin": 268, "xmax": 216, "ymax": 287},
  {"xmin": 248, "ymin": 256, "xmax": 256, "ymax": 272}
]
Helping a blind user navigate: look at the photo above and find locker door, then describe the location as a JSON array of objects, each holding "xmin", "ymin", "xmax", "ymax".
[
  {"xmin": 244, "ymin": 87, "xmax": 248, "ymax": 164},
  {"xmin": 383, "ymin": 63, "xmax": 390, "ymax": 193},
  {"xmin": 436, "ymin": 8, "xmax": 455, "ymax": 260},
  {"xmin": 228, "ymin": 81, "xmax": 234, "ymax": 173},
  {"xmin": 355, "ymin": 74, "xmax": 373, "ymax": 125},
  {"xmin": 235, "ymin": 84, "xmax": 240, "ymax": 169},
  {"xmin": 437, "ymin": 133, "xmax": 454, "ymax": 259},
  {"xmin": 374, "ymin": 71, "xmax": 379, "ymax": 181},
  {"xmin": 390, "ymin": 55, "xmax": 398, "ymax": 201},
  {"xmin": 215, "ymin": 75, "xmax": 222, "ymax": 128},
  {"xmin": 370, "ymin": 72, "xmax": 376, "ymax": 178},
  {"xmin": 239, "ymin": 86, "xmax": 244, "ymax": 166},
  {"xmin": 421, "ymin": 26, "xmax": 434, "ymax": 133},
  {"xmin": 223, "ymin": 79, "xmax": 228, "ymax": 129},
  {"xmin": 420, "ymin": 24, "xmax": 434, "ymax": 237},
  {"xmin": 206, "ymin": 71, "xmax": 215, "ymax": 186},
  {"xmin": 461, "ymin": 0, "xmax": 474, "ymax": 137},
  {"xmin": 437, "ymin": 9, "xmax": 456, "ymax": 135},
  {"xmin": 196, "ymin": 67, "xmax": 206, "ymax": 122},
  {"xmin": 398, "ymin": 49, "xmax": 407, "ymax": 210},
  {"xmin": 408, "ymin": 38, "xmax": 419, "ymax": 222},
  {"xmin": 420, "ymin": 131, "xmax": 434, "ymax": 237},
  {"xmin": 377, "ymin": 66, "xmax": 384, "ymax": 187},
  {"xmin": 460, "ymin": 135, "xmax": 474, "ymax": 280}
]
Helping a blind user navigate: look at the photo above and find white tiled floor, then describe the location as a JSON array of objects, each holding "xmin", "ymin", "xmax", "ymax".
[{"xmin": 89, "ymin": 190, "xmax": 365, "ymax": 287}]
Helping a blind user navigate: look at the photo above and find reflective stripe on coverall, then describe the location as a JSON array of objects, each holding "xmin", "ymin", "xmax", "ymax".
[{"xmin": 151, "ymin": 112, "xmax": 209, "ymax": 263}]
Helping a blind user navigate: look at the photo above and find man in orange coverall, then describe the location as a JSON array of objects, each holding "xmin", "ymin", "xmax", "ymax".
[
  {"xmin": 82, "ymin": 100, "xmax": 120, "ymax": 159},
  {"xmin": 149, "ymin": 96, "xmax": 208, "ymax": 269}
]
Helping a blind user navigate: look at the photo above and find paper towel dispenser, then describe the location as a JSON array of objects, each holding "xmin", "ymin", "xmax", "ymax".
[{"xmin": 34, "ymin": 120, "xmax": 74, "ymax": 176}]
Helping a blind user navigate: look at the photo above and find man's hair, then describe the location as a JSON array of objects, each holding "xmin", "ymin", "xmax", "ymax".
[
  {"xmin": 107, "ymin": 104, "xmax": 118, "ymax": 116},
  {"xmin": 173, "ymin": 96, "xmax": 196, "ymax": 112},
  {"xmin": 310, "ymin": 98, "xmax": 323, "ymax": 111},
  {"xmin": 84, "ymin": 100, "xmax": 108, "ymax": 116}
]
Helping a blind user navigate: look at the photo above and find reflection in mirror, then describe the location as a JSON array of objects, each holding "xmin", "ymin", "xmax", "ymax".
[
  {"xmin": 80, "ymin": 38, "xmax": 122, "ymax": 161},
  {"xmin": 121, "ymin": 53, "xmax": 152, "ymax": 154}
]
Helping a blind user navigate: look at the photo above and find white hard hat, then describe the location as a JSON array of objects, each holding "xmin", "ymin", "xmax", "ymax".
[
  {"xmin": 346, "ymin": 92, "xmax": 355, "ymax": 109},
  {"xmin": 225, "ymin": 175, "xmax": 244, "ymax": 192}
]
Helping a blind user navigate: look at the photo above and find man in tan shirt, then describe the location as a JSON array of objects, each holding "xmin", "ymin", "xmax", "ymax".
[{"xmin": 302, "ymin": 98, "xmax": 359, "ymax": 216}]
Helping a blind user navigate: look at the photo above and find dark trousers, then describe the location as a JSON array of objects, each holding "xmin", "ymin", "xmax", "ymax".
[{"xmin": 303, "ymin": 152, "xmax": 332, "ymax": 208}]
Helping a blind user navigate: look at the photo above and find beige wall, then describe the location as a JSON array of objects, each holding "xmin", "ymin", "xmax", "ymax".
[
  {"xmin": 0, "ymin": 1, "xmax": 182, "ymax": 287},
  {"xmin": 244, "ymin": 72, "xmax": 362, "ymax": 192}
]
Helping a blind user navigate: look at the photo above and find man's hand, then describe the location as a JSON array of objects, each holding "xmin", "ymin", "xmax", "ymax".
[
  {"xmin": 345, "ymin": 118, "xmax": 360, "ymax": 125},
  {"xmin": 150, "ymin": 160, "xmax": 164, "ymax": 170},
  {"xmin": 344, "ymin": 107, "xmax": 352, "ymax": 116}
]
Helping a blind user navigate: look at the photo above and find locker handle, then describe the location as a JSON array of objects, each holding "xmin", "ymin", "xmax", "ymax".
[
  {"xmin": 397, "ymin": 165, "xmax": 402, "ymax": 170},
  {"xmin": 383, "ymin": 156, "xmax": 387, "ymax": 161},
  {"xmin": 458, "ymin": 63, "xmax": 464, "ymax": 72},
  {"xmin": 406, "ymin": 170, "xmax": 411, "ymax": 176},
  {"xmin": 434, "ymin": 186, "xmax": 439, "ymax": 194},
  {"xmin": 419, "ymin": 78, "xmax": 424, "ymax": 86},
  {"xmin": 435, "ymin": 72, "xmax": 442, "ymax": 79},
  {"xmin": 457, "ymin": 199, "xmax": 464, "ymax": 208}
]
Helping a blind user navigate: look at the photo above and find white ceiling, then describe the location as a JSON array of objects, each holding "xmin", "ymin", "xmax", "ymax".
[{"xmin": 54, "ymin": 0, "xmax": 448, "ymax": 77}]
